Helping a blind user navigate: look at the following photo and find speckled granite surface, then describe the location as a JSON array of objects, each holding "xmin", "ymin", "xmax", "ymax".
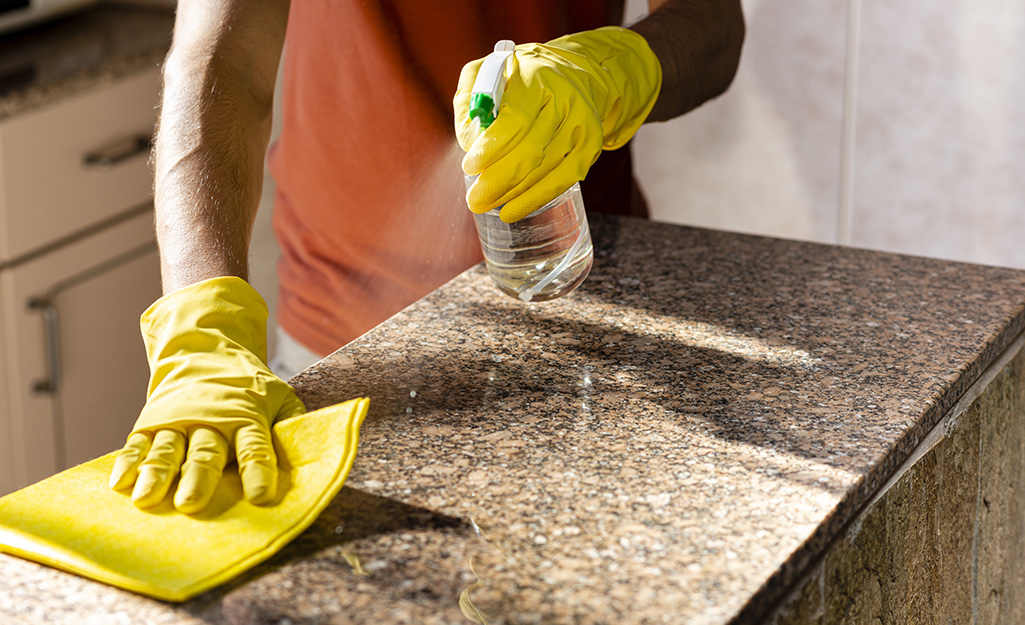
[
  {"xmin": 0, "ymin": 5, "xmax": 173, "ymax": 121},
  {"xmin": 3, "ymin": 215, "xmax": 1025, "ymax": 624}
]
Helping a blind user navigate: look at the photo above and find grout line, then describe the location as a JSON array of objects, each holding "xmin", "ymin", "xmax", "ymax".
[{"xmin": 837, "ymin": 0, "xmax": 862, "ymax": 246}]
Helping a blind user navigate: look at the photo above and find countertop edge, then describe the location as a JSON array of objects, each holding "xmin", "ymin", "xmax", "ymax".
[
  {"xmin": 730, "ymin": 301, "xmax": 1025, "ymax": 624},
  {"xmin": 0, "ymin": 6, "xmax": 173, "ymax": 122}
]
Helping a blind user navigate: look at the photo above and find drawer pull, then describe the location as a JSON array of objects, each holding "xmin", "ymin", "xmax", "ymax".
[
  {"xmin": 83, "ymin": 135, "xmax": 152, "ymax": 169},
  {"xmin": 27, "ymin": 298, "xmax": 61, "ymax": 395},
  {"xmin": 24, "ymin": 241, "xmax": 157, "ymax": 395}
]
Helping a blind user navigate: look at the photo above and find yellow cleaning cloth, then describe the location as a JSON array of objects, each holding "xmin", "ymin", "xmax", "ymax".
[{"xmin": 0, "ymin": 397, "xmax": 369, "ymax": 602}]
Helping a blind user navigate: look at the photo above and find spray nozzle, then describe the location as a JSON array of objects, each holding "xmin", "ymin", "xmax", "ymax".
[
  {"xmin": 468, "ymin": 40, "xmax": 516, "ymax": 130},
  {"xmin": 468, "ymin": 93, "xmax": 497, "ymax": 129}
]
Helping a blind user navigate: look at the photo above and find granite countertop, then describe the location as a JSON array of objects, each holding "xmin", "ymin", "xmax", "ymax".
[
  {"xmin": 0, "ymin": 4, "xmax": 173, "ymax": 121},
  {"xmin": 3, "ymin": 214, "xmax": 1025, "ymax": 624}
]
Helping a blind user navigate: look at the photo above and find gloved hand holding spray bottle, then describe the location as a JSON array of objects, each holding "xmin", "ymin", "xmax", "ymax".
[
  {"xmin": 461, "ymin": 41, "xmax": 592, "ymax": 302},
  {"xmin": 454, "ymin": 29, "xmax": 662, "ymax": 301}
]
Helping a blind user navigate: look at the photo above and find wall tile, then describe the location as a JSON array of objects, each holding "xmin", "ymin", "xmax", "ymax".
[
  {"xmin": 630, "ymin": 0, "xmax": 847, "ymax": 244},
  {"xmin": 851, "ymin": 1, "xmax": 1025, "ymax": 269}
]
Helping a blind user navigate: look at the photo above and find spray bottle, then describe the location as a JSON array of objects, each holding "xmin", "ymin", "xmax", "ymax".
[{"xmin": 465, "ymin": 41, "xmax": 593, "ymax": 302}]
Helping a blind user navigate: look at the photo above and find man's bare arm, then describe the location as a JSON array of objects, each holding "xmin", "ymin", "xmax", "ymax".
[
  {"xmin": 153, "ymin": 0, "xmax": 290, "ymax": 294},
  {"xmin": 631, "ymin": 0, "xmax": 745, "ymax": 122}
]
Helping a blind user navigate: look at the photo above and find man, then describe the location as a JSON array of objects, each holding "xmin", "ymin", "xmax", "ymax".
[{"xmin": 108, "ymin": 0, "xmax": 745, "ymax": 513}]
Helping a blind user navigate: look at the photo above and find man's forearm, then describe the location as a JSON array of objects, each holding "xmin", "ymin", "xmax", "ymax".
[
  {"xmin": 630, "ymin": 0, "xmax": 745, "ymax": 122},
  {"xmin": 153, "ymin": 0, "xmax": 289, "ymax": 294}
]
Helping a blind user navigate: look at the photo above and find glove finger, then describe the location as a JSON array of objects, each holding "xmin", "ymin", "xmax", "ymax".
[
  {"xmin": 493, "ymin": 120, "xmax": 601, "ymax": 223},
  {"xmin": 461, "ymin": 54, "xmax": 546, "ymax": 176},
  {"xmin": 461, "ymin": 102, "xmax": 540, "ymax": 180},
  {"xmin": 173, "ymin": 427, "xmax": 229, "ymax": 514},
  {"xmin": 131, "ymin": 429, "xmax": 186, "ymax": 509},
  {"xmin": 453, "ymin": 58, "xmax": 486, "ymax": 152},
  {"xmin": 235, "ymin": 422, "xmax": 277, "ymax": 505},
  {"xmin": 466, "ymin": 97, "xmax": 561, "ymax": 214},
  {"xmin": 109, "ymin": 432, "xmax": 153, "ymax": 490},
  {"xmin": 499, "ymin": 143, "xmax": 598, "ymax": 224}
]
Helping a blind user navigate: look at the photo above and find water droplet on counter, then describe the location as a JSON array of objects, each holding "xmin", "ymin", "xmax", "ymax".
[{"xmin": 470, "ymin": 518, "xmax": 490, "ymax": 543}]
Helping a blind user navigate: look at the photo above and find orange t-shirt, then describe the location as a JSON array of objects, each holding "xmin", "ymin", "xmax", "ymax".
[{"xmin": 269, "ymin": 1, "xmax": 643, "ymax": 356}]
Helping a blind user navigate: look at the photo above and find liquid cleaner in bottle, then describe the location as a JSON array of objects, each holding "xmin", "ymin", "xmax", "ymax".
[{"xmin": 465, "ymin": 41, "xmax": 593, "ymax": 303}]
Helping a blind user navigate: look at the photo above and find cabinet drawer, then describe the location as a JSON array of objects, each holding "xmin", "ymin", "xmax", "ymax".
[{"xmin": 0, "ymin": 68, "xmax": 159, "ymax": 263}]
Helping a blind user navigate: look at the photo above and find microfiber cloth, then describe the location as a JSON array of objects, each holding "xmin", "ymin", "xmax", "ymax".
[{"xmin": 0, "ymin": 397, "xmax": 369, "ymax": 602}]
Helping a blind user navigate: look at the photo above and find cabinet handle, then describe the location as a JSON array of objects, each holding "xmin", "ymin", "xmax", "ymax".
[
  {"xmin": 82, "ymin": 135, "xmax": 152, "ymax": 169},
  {"xmin": 24, "ymin": 241, "xmax": 157, "ymax": 396},
  {"xmin": 27, "ymin": 298, "xmax": 61, "ymax": 395}
]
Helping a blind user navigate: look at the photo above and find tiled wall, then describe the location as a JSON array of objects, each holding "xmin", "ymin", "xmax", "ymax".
[{"xmin": 628, "ymin": 0, "xmax": 1025, "ymax": 271}]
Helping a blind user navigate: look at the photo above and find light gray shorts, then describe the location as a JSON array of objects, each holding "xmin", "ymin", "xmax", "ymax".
[{"xmin": 269, "ymin": 326, "xmax": 322, "ymax": 381}]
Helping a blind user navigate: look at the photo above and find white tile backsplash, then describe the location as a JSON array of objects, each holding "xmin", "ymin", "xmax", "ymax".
[
  {"xmin": 631, "ymin": 0, "xmax": 1025, "ymax": 270},
  {"xmin": 851, "ymin": 0, "xmax": 1025, "ymax": 269},
  {"xmin": 632, "ymin": 0, "xmax": 848, "ymax": 244}
]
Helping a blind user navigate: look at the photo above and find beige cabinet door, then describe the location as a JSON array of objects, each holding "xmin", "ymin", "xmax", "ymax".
[
  {"xmin": 0, "ymin": 293, "xmax": 12, "ymax": 496},
  {"xmin": 0, "ymin": 209, "xmax": 160, "ymax": 494}
]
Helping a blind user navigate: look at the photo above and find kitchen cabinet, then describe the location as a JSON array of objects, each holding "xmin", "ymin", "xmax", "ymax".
[{"xmin": 0, "ymin": 68, "xmax": 162, "ymax": 495}]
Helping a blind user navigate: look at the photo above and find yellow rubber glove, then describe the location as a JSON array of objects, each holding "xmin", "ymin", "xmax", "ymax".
[
  {"xmin": 454, "ymin": 26, "xmax": 662, "ymax": 223},
  {"xmin": 109, "ymin": 277, "xmax": 305, "ymax": 514}
]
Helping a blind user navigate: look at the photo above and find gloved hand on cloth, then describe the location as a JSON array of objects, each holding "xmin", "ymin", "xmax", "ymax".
[
  {"xmin": 109, "ymin": 276, "xmax": 306, "ymax": 514},
  {"xmin": 454, "ymin": 26, "xmax": 662, "ymax": 223}
]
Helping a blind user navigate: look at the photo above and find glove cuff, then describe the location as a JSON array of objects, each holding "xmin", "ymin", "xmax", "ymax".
[
  {"xmin": 140, "ymin": 276, "xmax": 270, "ymax": 368},
  {"xmin": 554, "ymin": 26, "xmax": 663, "ymax": 150}
]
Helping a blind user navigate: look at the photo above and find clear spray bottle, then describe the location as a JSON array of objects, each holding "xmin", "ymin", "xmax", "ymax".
[{"xmin": 465, "ymin": 41, "xmax": 593, "ymax": 303}]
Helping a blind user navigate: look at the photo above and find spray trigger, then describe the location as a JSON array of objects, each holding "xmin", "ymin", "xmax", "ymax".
[{"xmin": 468, "ymin": 40, "xmax": 515, "ymax": 130}]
